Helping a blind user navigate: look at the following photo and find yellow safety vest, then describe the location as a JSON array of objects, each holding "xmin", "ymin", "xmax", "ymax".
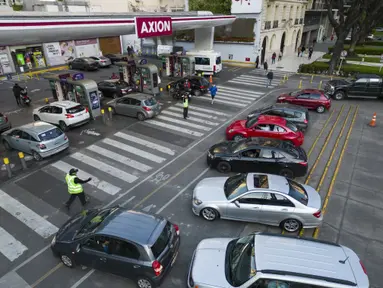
[
  {"xmin": 65, "ymin": 174, "xmax": 83, "ymax": 194},
  {"xmin": 183, "ymin": 99, "xmax": 189, "ymax": 108}
]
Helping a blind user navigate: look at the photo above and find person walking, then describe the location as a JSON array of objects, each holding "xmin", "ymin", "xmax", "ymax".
[
  {"xmin": 263, "ymin": 61, "xmax": 268, "ymax": 74},
  {"xmin": 308, "ymin": 46, "xmax": 314, "ymax": 60},
  {"xmin": 266, "ymin": 70, "xmax": 274, "ymax": 88},
  {"xmin": 255, "ymin": 56, "xmax": 259, "ymax": 69},
  {"xmin": 12, "ymin": 83, "xmax": 22, "ymax": 106},
  {"xmin": 301, "ymin": 46, "xmax": 306, "ymax": 57},
  {"xmin": 209, "ymin": 84, "xmax": 217, "ymax": 104},
  {"xmin": 183, "ymin": 94, "xmax": 189, "ymax": 119},
  {"xmin": 64, "ymin": 168, "xmax": 91, "ymax": 210},
  {"xmin": 278, "ymin": 51, "xmax": 283, "ymax": 61},
  {"xmin": 271, "ymin": 52, "xmax": 277, "ymax": 64}
]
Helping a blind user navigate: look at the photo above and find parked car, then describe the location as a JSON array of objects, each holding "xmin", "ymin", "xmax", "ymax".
[
  {"xmin": 89, "ymin": 56, "xmax": 112, "ymax": 68},
  {"xmin": 276, "ymin": 89, "xmax": 331, "ymax": 113},
  {"xmin": 207, "ymin": 137, "xmax": 308, "ymax": 178},
  {"xmin": 226, "ymin": 115, "xmax": 304, "ymax": 147},
  {"xmin": 68, "ymin": 57, "xmax": 99, "ymax": 71},
  {"xmin": 107, "ymin": 93, "xmax": 161, "ymax": 121},
  {"xmin": 97, "ymin": 79, "xmax": 135, "ymax": 99},
  {"xmin": 247, "ymin": 104, "xmax": 309, "ymax": 132},
  {"xmin": 104, "ymin": 53, "xmax": 124, "ymax": 64},
  {"xmin": 0, "ymin": 112, "xmax": 11, "ymax": 134},
  {"xmin": 51, "ymin": 207, "xmax": 180, "ymax": 288},
  {"xmin": 167, "ymin": 76, "xmax": 210, "ymax": 96},
  {"xmin": 33, "ymin": 101, "xmax": 90, "ymax": 131},
  {"xmin": 187, "ymin": 233, "xmax": 369, "ymax": 288},
  {"xmin": 192, "ymin": 173, "xmax": 322, "ymax": 232},
  {"xmin": 324, "ymin": 74, "xmax": 383, "ymax": 100},
  {"xmin": 2, "ymin": 122, "xmax": 69, "ymax": 161}
]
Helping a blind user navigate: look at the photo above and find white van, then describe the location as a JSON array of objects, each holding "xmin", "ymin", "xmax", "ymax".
[{"xmin": 186, "ymin": 50, "xmax": 222, "ymax": 75}]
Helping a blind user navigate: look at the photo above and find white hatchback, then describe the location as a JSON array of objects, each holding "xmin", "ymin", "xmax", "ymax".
[{"xmin": 33, "ymin": 101, "xmax": 90, "ymax": 131}]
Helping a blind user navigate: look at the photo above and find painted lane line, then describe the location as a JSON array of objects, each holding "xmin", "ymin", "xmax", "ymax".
[
  {"xmin": 196, "ymin": 97, "xmax": 247, "ymax": 107},
  {"xmin": 146, "ymin": 120, "xmax": 204, "ymax": 137},
  {"xmin": 155, "ymin": 115, "xmax": 212, "ymax": 131},
  {"xmin": 0, "ymin": 271, "xmax": 31, "ymax": 287},
  {"xmin": 218, "ymin": 92, "xmax": 261, "ymax": 101},
  {"xmin": 120, "ymin": 196, "xmax": 136, "ymax": 207},
  {"xmin": 218, "ymin": 87, "xmax": 264, "ymax": 97},
  {"xmin": 50, "ymin": 161, "xmax": 121, "ymax": 196},
  {"xmin": 103, "ymin": 138, "xmax": 166, "ymax": 164},
  {"xmin": 161, "ymin": 110, "xmax": 219, "ymax": 126},
  {"xmin": 218, "ymin": 85, "xmax": 265, "ymax": 95},
  {"xmin": 174, "ymin": 102, "xmax": 229, "ymax": 116},
  {"xmin": 209, "ymin": 94, "xmax": 252, "ymax": 103},
  {"xmin": 114, "ymin": 132, "xmax": 176, "ymax": 156},
  {"xmin": 228, "ymin": 80, "xmax": 276, "ymax": 87},
  {"xmin": 0, "ymin": 189, "xmax": 59, "ymax": 238},
  {"xmin": 87, "ymin": 145, "xmax": 152, "ymax": 173},
  {"xmin": 0, "ymin": 227, "xmax": 28, "ymax": 262},
  {"xmin": 167, "ymin": 106, "xmax": 226, "ymax": 121},
  {"xmin": 71, "ymin": 152, "xmax": 138, "ymax": 183},
  {"xmin": 234, "ymin": 77, "xmax": 277, "ymax": 85}
]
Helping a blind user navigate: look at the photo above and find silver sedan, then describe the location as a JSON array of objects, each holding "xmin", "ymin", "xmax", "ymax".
[
  {"xmin": 192, "ymin": 173, "xmax": 323, "ymax": 233},
  {"xmin": 89, "ymin": 56, "xmax": 112, "ymax": 67}
]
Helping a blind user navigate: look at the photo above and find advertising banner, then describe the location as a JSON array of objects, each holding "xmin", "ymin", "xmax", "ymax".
[
  {"xmin": 231, "ymin": 0, "xmax": 263, "ymax": 14},
  {"xmin": 75, "ymin": 39, "xmax": 98, "ymax": 46},
  {"xmin": 60, "ymin": 41, "xmax": 76, "ymax": 63},
  {"xmin": 135, "ymin": 17, "xmax": 172, "ymax": 38},
  {"xmin": 44, "ymin": 42, "xmax": 65, "ymax": 66}
]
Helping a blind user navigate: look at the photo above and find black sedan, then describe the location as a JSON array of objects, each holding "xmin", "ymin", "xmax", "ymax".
[
  {"xmin": 207, "ymin": 137, "xmax": 308, "ymax": 178},
  {"xmin": 68, "ymin": 57, "xmax": 99, "ymax": 71},
  {"xmin": 167, "ymin": 76, "xmax": 209, "ymax": 96},
  {"xmin": 104, "ymin": 53, "xmax": 126, "ymax": 64},
  {"xmin": 97, "ymin": 79, "xmax": 135, "ymax": 98}
]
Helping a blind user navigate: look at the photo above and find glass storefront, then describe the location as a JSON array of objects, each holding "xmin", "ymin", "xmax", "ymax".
[{"xmin": 10, "ymin": 45, "xmax": 47, "ymax": 72}]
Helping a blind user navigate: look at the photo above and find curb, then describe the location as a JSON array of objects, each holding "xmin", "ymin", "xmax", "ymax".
[
  {"xmin": 0, "ymin": 65, "xmax": 69, "ymax": 81},
  {"xmin": 296, "ymin": 72, "xmax": 345, "ymax": 79},
  {"xmin": 223, "ymin": 60, "xmax": 255, "ymax": 68}
]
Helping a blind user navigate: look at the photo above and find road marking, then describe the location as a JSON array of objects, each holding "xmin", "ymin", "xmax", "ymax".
[
  {"xmin": 214, "ymin": 93, "xmax": 256, "ymax": 102},
  {"xmin": 142, "ymin": 204, "xmax": 156, "ymax": 212},
  {"xmin": 228, "ymin": 79, "xmax": 276, "ymax": 87},
  {"xmin": 30, "ymin": 89, "xmax": 40, "ymax": 93},
  {"xmin": 71, "ymin": 152, "xmax": 138, "ymax": 183},
  {"xmin": 0, "ymin": 227, "xmax": 28, "ymax": 261},
  {"xmin": 218, "ymin": 90, "xmax": 263, "ymax": 100},
  {"xmin": 174, "ymin": 102, "xmax": 229, "ymax": 116},
  {"xmin": 103, "ymin": 138, "xmax": 166, "ymax": 164},
  {"xmin": 161, "ymin": 110, "xmax": 220, "ymax": 126},
  {"xmin": 218, "ymin": 85, "xmax": 265, "ymax": 96},
  {"xmin": 0, "ymin": 189, "xmax": 59, "ymax": 238},
  {"xmin": 196, "ymin": 97, "xmax": 248, "ymax": 107},
  {"xmin": 167, "ymin": 106, "xmax": 226, "ymax": 121},
  {"xmin": 114, "ymin": 132, "xmax": 176, "ymax": 156},
  {"xmin": 87, "ymin": 145, "xmax": 152, "ymax": 172},
  {"xmin": 0, "ymin": 271, "xmax": 31, "ymax": 287},
  {"xmin": 145, "ymin": 120, "xmax": 204, "ymax": 137},
  {"xmin": 155, "ymin": 115, "xmax": 212, "ymax": 131},
  {"xmin": 50, "ymin": 161, "xmax": 121, "ymax": 196},
  {"xmin": 31, "ymin": 263, "xmax": 63, "ymax": 288},
  {"xmin": 120, "ymin": 196, "xmax": 136, "ymax": 207}
]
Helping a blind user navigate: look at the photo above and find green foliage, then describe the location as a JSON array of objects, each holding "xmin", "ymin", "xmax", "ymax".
[
  {"xmin": 189, "ymin": 0, "xmax": 232, "ymax": 14},
  {"xmin": 322, "ymin": 53, "xmax": 382, "ymax": 63},
  {"xmin": 12, "ymin": 4, "xmax": 23, "ymax": 11},
  {"xmin": 328, "ymin": 45, "xmax": 383, "ymax": 55},
  {"xmin": 344, "ymin": 40, "xmax": 383, "ymax": 46},
  {"xmin": 375, "ymin": 31, "xmax": 383, "ymax": 37},
  {"xmin": 299, "ymin": 61, "xmax": 383, "ymax": 77}
]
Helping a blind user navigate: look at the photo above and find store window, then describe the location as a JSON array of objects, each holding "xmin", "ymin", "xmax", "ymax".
[{"xmin": 11, "ymin": 45, "xmax": 46, "ymax": 72}]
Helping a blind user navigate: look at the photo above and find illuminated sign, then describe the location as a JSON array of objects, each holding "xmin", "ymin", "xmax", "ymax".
[{"xmin": 135, "ymin": 17, "xmax": 173, "ymax": 38}]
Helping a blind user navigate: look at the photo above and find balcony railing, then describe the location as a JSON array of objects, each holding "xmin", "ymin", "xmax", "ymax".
[
  {"xmin": 264, "ymin": 21, "xmax": 271, "ymax": 30},
  {"xmin": 273, "ymin": 20, "xmax": 278, "ymax": 28},
  {"xmin": 299, "ymin": 18, "xmax": 303, "ymax": 24},
  {"xmin": 295, "ymin": 19, "xmax": 299, "ymax": 25}
]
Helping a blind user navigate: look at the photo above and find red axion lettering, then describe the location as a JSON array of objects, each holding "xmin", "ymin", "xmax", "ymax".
[{"xmin": 135, "ymin": 17, "xmax": 173, "ymax": 38}]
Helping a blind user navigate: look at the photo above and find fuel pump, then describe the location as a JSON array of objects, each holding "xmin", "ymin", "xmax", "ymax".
[{"xmin": 161, "ymin": 54, "xmax": 195, "ymax": 78}]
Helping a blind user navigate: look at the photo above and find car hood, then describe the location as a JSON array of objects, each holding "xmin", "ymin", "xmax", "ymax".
[
  {"xmin": 191, "ymin": 238, "xmax": 233, "ymax": 288},
  {"xmin": 193, "ymin": 177, "xmax": 228, "ymax": 202},
  {"xmin": 228, "ymin": 120, "xmax": 247, "ymax": 130},
  {"xmin": 302, "ymin": 184, "xmax": 322, "ymax": 210},
  {"xmin": 209, "ymin": 141, "xmax": 233, "ymax": 155}
]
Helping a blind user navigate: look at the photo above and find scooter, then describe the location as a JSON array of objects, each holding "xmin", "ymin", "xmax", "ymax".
[{"xmin": 20, "ymin": 86, "xmax": 31, "ymax": 106}]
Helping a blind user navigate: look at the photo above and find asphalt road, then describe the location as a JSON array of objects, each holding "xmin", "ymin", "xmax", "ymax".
[{"xmin": 0, "ymin": 65, "xmax": 382, "ymax": 288}]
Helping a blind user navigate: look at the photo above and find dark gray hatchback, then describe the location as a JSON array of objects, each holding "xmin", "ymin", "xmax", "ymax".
[{"xmin": 51, "ymin": 207, "xmax": 180, "ymax": 288}]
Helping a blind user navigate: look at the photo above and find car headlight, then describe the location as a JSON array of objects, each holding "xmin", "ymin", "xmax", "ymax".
[
  {"xmin": 278, "ymin": 97, "xmax": 286, "ymax": 100},
  {"xmin": 228, "ymin": 129, "xmax": 234, "ymax": 133},
  {"xmin": 193, "ymin": 197, "xmax": 202, "ymax": 205},
  {"xmin": 51, "ymin": 235, "xmax": 56, "ymax": 246}
]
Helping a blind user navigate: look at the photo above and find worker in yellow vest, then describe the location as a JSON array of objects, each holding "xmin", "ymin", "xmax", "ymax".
[
  {"xmin": 183, "ymin": 93, "xmax": 189, "ymax": 119},
  {"xmin": 64, "ymin": 168, "xmax": 91, "ymax": 210}
]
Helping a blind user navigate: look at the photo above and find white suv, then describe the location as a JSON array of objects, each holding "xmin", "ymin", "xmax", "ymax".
[{"xmin": 33, "ymin": 101, "xmax": 90, "ymax": 131}]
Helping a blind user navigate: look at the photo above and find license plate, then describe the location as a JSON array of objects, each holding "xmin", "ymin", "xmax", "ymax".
[
  {"xmin": 25, "ymin": 100, "xmax": 30, "ymax": 103},
  {"xmin": 171, "ymin": 251, "xmax": 178, "ymax": 266}
]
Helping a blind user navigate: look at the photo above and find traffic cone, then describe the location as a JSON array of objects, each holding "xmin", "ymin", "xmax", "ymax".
[
  {"xmin": 209, "ymin": 75, "xmax": 213, "ymax": 83},
  {"xmin": 369, "ymin": 113, "xmax": 377, "ymax": 127}
]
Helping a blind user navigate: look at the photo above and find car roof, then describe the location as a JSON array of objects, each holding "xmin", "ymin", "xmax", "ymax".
[
  {"xmin": 96, "ymin": 209, "xmax": 165, "ymax": 245},
  {"xmin": 51, "ymin": 101, "xmax": 80, "ymax": 108},
  {"xmin": 121, "ymin": 93, "xmax": 152, "ymax": 100},
  {"xmin": 273, "ymin": 103, "xmax": 308, "ymax": 111},
  {"xmin": 254, "ymin": 233, "xmax": 359, "ymax": 287},
  {"xmin": 355, "ymin": 73, "xmax": 381, "ymax": 79},
  {"xmin": 247, "ymin": 173, "xmax": 289, "ymax": 194},
  {"xmin": 18, "ymin": 121, "xmax": 56, "ymax": 134},
  {"xmin": 257, "ymin": 115, "xmax": 286, "ymax": 125}
]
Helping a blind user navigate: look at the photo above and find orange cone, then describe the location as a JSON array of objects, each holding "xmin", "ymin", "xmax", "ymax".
[
  {"xmin": 369, "ymin": 113, "xmax": 376, "ymax": 127},
  {"xmin": 209, "ymin": 75, "xmax": 213, "ymax": 83}
]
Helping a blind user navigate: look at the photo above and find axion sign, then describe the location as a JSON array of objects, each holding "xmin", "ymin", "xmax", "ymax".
[{"xmin": 135, "ymin": 17, "xmax": 173, "ymax": 39}]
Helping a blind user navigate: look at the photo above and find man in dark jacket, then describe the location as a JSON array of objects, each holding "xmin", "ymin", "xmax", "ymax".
[
  {"xmin": 64, "ymin": 168, "xmax": 91, "ymax": 210},
  {"xmin": 12, "ymin": 83, "xmax": 22, "ymax": 106},
  {"xmin": 266, "ymin": 71, "xmax": 274, "ymax": 88},
  {"xmin": 263, "ymin": 61, "xmax": 268, "ymax": 74}
]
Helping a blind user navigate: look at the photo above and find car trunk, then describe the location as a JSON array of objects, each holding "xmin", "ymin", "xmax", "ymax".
[
  {"xmin": 143, "ymin": 98, "xmax": 160, "ymax": 113},
  {"xmin": 66, "ymin": 105, "xmax": 88, "ymax": 121},
  {"xmin": 151, "ymin": 222, "xmax": 179, "ymax": 269},
  {"xmin": 38, "ymin": 128, "xmax": 67, "ymax": 150}
]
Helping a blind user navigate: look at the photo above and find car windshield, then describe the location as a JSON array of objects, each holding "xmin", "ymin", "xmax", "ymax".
[
  {"xmin": 287, "ymin": 179, "xmax": 308, "ymax": 205},
  {"xmin": 289, "ymin": 90, "xmax": 301, "ymax": 96},
  {"xmin": 200, "ymin": 77, "xmax": 209, "ymax": 86},
  {"xmin": 38, "ymin": 128, "xmax": 63, "ymax": 141},
  {"xmin": 66, "ymin": 105, "xmax": 85, "ymax": 114},
  {"xmin": 245, "ymin": 117, "xmax": 258, "ymax": 128},
  {"xmin": 285, "ymin": 121, "xmax": 298, "ymax": 132},
  {"xmin": 226, "ymin": 234, "xmax": 256, "ymax": 287},
  {"xmin": 151, "ymin": 222, "xmax": 172, "ymax": 258},
  {"xmin": 144, "ymin": 97, "xmax": 157, "ymax": 106},
  {"xmin": 224, "ymin": 174, "xmax": 248, "ymax": 200},
  {"xmin": 231, "ymin": 142, "xmax": 249, "ymax": 153},
  {"xmin": 75, "ymin": 208, "xmax": 118, "ymax": 238}
]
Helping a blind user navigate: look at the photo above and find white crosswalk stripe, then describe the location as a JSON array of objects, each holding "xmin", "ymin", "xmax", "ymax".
[
  {"xmin": 155, "ymin": 115, "xmax": 212, "ymax": 131},
  {"xmin": 206, "ymin": 94, "xmax": 252, "ymax": 104},
  {"xmin": 161, "ymin": 110, "xmax": 220, "ymax": 126},
  {"xmin": 197, "ymin": 97, "xmax": 248, "ymax": 107},
  {"xmin": 167, "ymin": 106, "xmax": 227, "ymax": 121},
  {"xmin": 50, "ymin": 161, "xmax": 121, "ymax": 195},
  {"xmin": 218, "ymin": 86, "xmax": 264, "ymax": 97},
  {"xmin": 217, "ymin": 91, "xmax": 260, "ymax": 101},
  {"xmin": 249, "ymin": 70, "xmax": 292, "ymax": 77},
  {"xmin": 174, "ymin": 103, "xmax": 230, "ymax": 116},
  {"xmin": 228, "ymin": 78, "xmax": 277, "ymax": 87},
  {"xmin": 146, "ymin": 120, "xmax": 204, "ymax": 137},
  {"xmin": 0, "ymin": 227, "xmax": 28, "ymax": 262}
]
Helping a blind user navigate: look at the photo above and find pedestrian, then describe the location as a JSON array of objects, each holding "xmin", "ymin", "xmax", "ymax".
[
  {"xmin": 12, "ymin": 83, "xmax": 22, "ymax": 106},
  {"xmin": 301, "ymin": 46, "xmax": 306, "ymax": 57},
  {"xmin": 64, "ymin": 168, "xmax": 91, "ymax": 211},
  {"xmin": 183, "ymin": 94, "xmax": 189, "ymax": 119},
  {"xmin": 308, "ymin": 46, "xmax": 314, "ymax": 60},
  {"xmin": 271, "ymin": 52, "xmax": 277, "ymax": 64},
  {"xmin": 127, "ymin": 46, "xmax": 132, "ymax": 56},
  {"xmin": 255, "ymin": 56, "xmax": 259, "ymax": 68},
  {"xmin": 209, "ymin": 83, "xmax": 217, "ymax": 104},
  {"xmin": 263, "ymin": 61, "xmax": 268, "ymax": 74},
  {"xmin": 183, "ymin": 78, "xmax": 191, "ymax": 92},
  {"xmin": 278, "ymin": 51, "xmax": 283, "ymax": 61},
  {"xmin": 266, "ymin": 70, "xmax": 274, "ymax": 88},
  {"xmin": 297, "ymin": 47, "xmax": 301, "ymax": 57}
]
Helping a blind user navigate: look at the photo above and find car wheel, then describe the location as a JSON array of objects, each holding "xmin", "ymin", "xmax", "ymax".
[
  {"xmin": 201, "ymin": 207, "xmax": 219, "ymax": 221},
  {"xmin": 279, "ymin": 168, "xmax": 294, "ymax": 179},
  {"xmin": 334, "ymin": 91, "xmax": 345, "ymax": 100},
  {"xmin": 137, "ymin": 112, "xmax": 146, "ymax": 121},
  {"xmin": 33, "ymin": 115, "xmax": 40, "ymax": 121},
  {"xmin": 59, "ymin": 121, "xmax": 68, "ymax": 132},
  {"xmin": 216, "ymin": 161, "xmax": 232, "ymax": 173},
  {"xmin": 136, "ymin": 277, "xmax": 155, "ymax": 288},
  {"xmin": 112, "ymin": 93, "xmax": 118, "ymax": 99},
  {"xmin": 281, "ymin": 218, "xmax": 302, "ymax": 233},
  {"xmin": 233, "ymin": 134, "xmax": 244, "ymax": 141},
  {"xmin": 194, "ymin": 90, "xmax": 202, "ymax": 96},
  {"xmin": 316, "ymin": 105, "xmax": 325, "ymax": 113},
  {"xmin": 3, "ymin": 140, "xmax": 12, "ymax": 151},
  {"xmin": 32, "ymin": 151, "xmax": 43, "ymax": 161},
  {"xmin": 60, "ymin": 254, "xmax": 75, "ymax": 268}
]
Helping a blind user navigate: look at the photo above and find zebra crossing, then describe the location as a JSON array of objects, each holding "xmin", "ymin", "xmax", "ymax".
[{"xmin": 227, "ymin": 70, "xmax": 294, "ymax": 89}]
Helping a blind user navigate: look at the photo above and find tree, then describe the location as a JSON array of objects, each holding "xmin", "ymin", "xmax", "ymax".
[
  {"xmin": 189, "ymin": 0, "xmax": 232, "ymax": 15},
  {"xmin": 325, "ymin": 0, "xmax": 367, "ymax": 74}
]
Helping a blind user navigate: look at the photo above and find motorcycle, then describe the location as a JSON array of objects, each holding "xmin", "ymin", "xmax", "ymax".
[
  {"xmin": 20, "ymin": 86, "xmax": 31, "ymax": 106},
  {"xmin": 170, "ymin": 85, "xmax": 192, "ymax": 101}
]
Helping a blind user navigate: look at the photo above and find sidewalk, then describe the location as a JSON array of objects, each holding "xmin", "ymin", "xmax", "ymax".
[{"xmin": 269, "ymin": 51, "xmax": 325, "ymax": 73}]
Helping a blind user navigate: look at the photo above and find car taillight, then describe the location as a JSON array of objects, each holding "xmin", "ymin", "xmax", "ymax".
[
  {"xmin": 200, "ymin": 85, "xmax": 204, "ymax": 89},
  {"xmin": 173, "ymin": 224, "xmax": 180, "ymax": 236},
  {"xmin": 143, "ymin": 106, "xmax": 151, "ymax": 111},
  {"xmin": 313, "ymin": 210, "xmax": 321, "ymax": 218},
  {"xmin": 213, "ymin": 65, "xmax": 216, "ymax": 72},
  {"xmin": 85, "ymin": 107, "xmax": 89, "ymax": 113},
  {"xmin": 64, "ymin": 135, "xmax": 68, "ymax": 140},
  {"xmin": 152, "ymin": 260, "xmax": 163, "ymax": 276},
  {"xmin": 304, "ymin": 119, "xmax": 308, "ymax": 124},
  {"xmin": 360, "ymin": 260, "xmax": 367, "ymax": 274},
  {"xmin": 299, "ymin": 161, "xmax": 307, "ymax": 166},
  {"xmin": 65, "ymin": 114, "xmax": 74, "ymax": 118},
  {"xmin": 101, "ymin": 60, "xmax": 105, "ymax": 62},
  {"xmin": 37, "ymin": 143, "xmax": 46, "ymax": 149}
]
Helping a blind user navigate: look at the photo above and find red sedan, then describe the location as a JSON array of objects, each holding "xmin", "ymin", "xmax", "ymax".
[
  {"xmin": 276, "ymin": 89, "xmax": 331, "ymax": 113},
  {"xmin": 226, "ymin": 115, "xmax": 304, "ymax": 146}
]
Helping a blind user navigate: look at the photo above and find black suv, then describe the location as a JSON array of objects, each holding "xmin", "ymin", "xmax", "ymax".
[
  {"xmin": 247, "ymin": 104, "xmax": 309, "ymax": 132},
  {"xmin": 97, "ymin": 79, "xmax": 135, "ymax": 98},
  {"xmin": 51, "ymin": 207, "xmax": 180, "ymax": 288},
  {"xmin": 324, "ymin": 74, "xmax": 383, "ymax": 100},
  {"xmin": 167, "ymin": 76, "xmax": 210, "ymax": 96}
]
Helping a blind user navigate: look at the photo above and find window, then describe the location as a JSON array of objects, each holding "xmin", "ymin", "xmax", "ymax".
[
  {"xmin": 238, "ymin": 192, "xmax": 272, "ymax": 205},
  {"xmin": 84, "ymin": 236, "xmax": 110, "ymax": 253},
  {"xmin": 144, "ymin": 97, "xmax": 157, "ymax": 106},
  {"xmin": 260, "ymin": 149, "xmax": 284, "ymax": 159},
  {"xmin": 151, "ymin": 222, "xmax": 172, "ymax": 258},
  {"xmin": 224, "ymin": 174, "xmax": 248, "ymax": 200},
  {"xmin": 153, "ymin": 72, "xmax": 158, "ymax": 87},
  {"xmin": 283, "ymin": 110, "xmax": 295, "ymax": 118},
  {"xmin": 355, "ymin": 78, "xmax": 368, "ymax": 84},
  {"xmin": 112, "ymin": 239, "xmax": 141, "ymax": 260},
  {"xmin": 285, "ymin": 121, "xmax": 298, "ymax": 132},
  {"xmin": 253, "ymin": 174, "xmax": 269, "ymax": 188},
  {"xmin": 287, "ymin": 179, "xmax": 308, "ymax": 205},
  {"xmin": 38, "ymin": 128, "xmax": 63, "ymax": 141},
  {"xmin": 255, "ymin": 124, "xmax": 271, "ymax": 131},
  {"xmin": 51, "ymin": 106, "xmax": 63, "ymax": 114},
  {"xmin": 200, "ymin": 77, "xmax": 209, "ymax": 86},
  {"xmin": 241, "ymin": 149, "xmax": 260, "ymax": 158},
  {"xmin": 20, "ymin": 131, "xmax": 32, "ymax": 141},
  {"xmin": 40, "ymin": 106, "xmax": 52, "ymax": 113},
  {"xmin": 66, "ymin": 105, "xmax": 84, "ymax": 114},
  {"xmin": 118, "ymin": 98, "xmax": 131, "ymax": 105},
  {"xmin": 273, "ymin": 193, "xmax": 295, "ymax": 207},
  {"xmin": 310, "ymin": 93, "xmax": 321, "ymax": 99},
  {"xmin": 216, "ymin": 56, "xmax": 222, "ymax": 65},
  {"xmin": 253, "ymin": 279, "xmax": 329, "ymax": 288},
  {"xmin": 273, "ymin": 125, "xmax": 286, "ymax": 132},
  {"xmin": 245, "ymin": 117, "xmax": 259, "ymax": 128},
  {"xmin": 131, "ymin": 99, "xmax": 141, "ymax": 106},
  {"xmin": 10, "ymin": 130, "xmax": 22, "ymax": 138},
  {"xmin": 369, "ymin": 78, "xmax": 382, "ymax": 88},
  {"xmin": 195, "ymin": 57, "xmax": 210, "ymax": 65},
  {"xmin": 289, "ymin": 90, "xmax": 301, "ymax": 97},
  {"xmin": 297, "ymin": 93, "xmax": 310, "ymax": 99},
  {"xmin": 268, "ymin": 109, "xmax": 285, "ymax": 117},
  {"xmin": 293, "ymin": 111, "xmax": 302, "ymax": 118}
]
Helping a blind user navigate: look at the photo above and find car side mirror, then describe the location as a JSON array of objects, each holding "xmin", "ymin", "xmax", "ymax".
[{"xmin": 234, "ymin": 201, "xmax": 240, "ymax": 208}]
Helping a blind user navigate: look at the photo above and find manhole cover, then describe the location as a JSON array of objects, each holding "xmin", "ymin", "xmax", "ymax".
[{"xmin": 1, "ymin": 163, "xmax": 15, "ymax": 170}]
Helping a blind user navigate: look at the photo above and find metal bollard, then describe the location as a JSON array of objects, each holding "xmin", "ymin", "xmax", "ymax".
[
  {"xmin": 108, "ymin": 107, "xmax": 113, "ymax": 121},
  {"xmin": 18, "ymin": 152, "xmax": 27, "ymax": 170},
  {"xmin": 318, "ymin": 80, "xmax": 323, "ymax": 90},
  {"xmin": 3, "ymin": 158, "xmax": 12, "ymax": 178},
  {"xmin": 101, "ymin": 109, "xmax": 106, "ymax": 123},
  {"xmin": 45, "ymin": 98, "xmax": 49, "ymax": 104},
  {"xmin": 298, "ymin": 80, "xmax": 302, "ymax": 89},
  {"xmin": 310, "ymin": 75, "xmax": 314, "ymax": 84}
]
